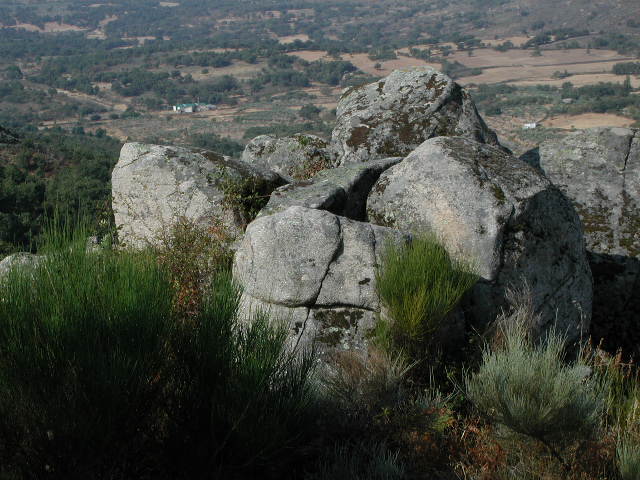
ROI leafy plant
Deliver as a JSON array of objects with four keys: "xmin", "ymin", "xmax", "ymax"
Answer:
[
  {"xmin": 322, "ymin": 349, "xmax": 413, "ymax": 418},
  {"xmin": 466, "ymin": 296, "xmax": 604, "ymax": 471},
  {"xmin": 165, "ymin": 271, "xmax": 319, "ymax": 478},
  {"xmin": 306, "ymin": 441, "xmax": 405, "ymax": 480},
  {"xmin": 155, "ymin": 216, "xmax": 235, "ymax": 318},
  {"xmin": 0, "ymin": 222, "xmax": 175, "ymax": 479},
  {"xmin": 215, "ymin": 168, "xmax": 273, "ymax": 228},
  {"xmin": 375, "ymin": 234, "xmax": 477, "ymax": 356},
  {"xmin": 618, "ymin": 436, "xmax": 640, "ymax": 480}
]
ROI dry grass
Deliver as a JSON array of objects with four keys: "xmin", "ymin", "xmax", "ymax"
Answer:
[
  {"xmin": 286, "ymin": 50, "xmax": 329, "ymax": 62},
  {"xmin": 278, "ymin": 34, "xmax": 310, "ymax": 44},
  {"xmin": 545, "ymin": 113, "xmax": 635, "ymax": 129},
  {"xmin": 341, "ymin": 53, "xmax": 439, "ymax": 76}
]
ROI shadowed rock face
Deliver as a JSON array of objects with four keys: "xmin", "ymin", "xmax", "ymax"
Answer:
[
  {"xmin": 538, "ymin": 128, "xmax": 640, "ymax": 354},
  {"xmin": 367, "ymin": 136, "xmax": 592, "ymax": 341},
  {"xmin": 331, "ymin": 67, "xmax": 501, "ymax": 165},
  {"xmin": 259, "ymin": 157, "xmax": 403, "ymax": 221},
  {"xmin": 112, "ymin": 143, "xmax": 285, "ymax": 248},
  {"xmin": 241, "ymin": 134, "xmax": 334, "ymax": 182}
]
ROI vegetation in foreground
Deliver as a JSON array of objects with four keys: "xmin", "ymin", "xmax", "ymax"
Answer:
[{"xmin": 1, "ymin": 222, "xmax": 640, "ymax": 479}]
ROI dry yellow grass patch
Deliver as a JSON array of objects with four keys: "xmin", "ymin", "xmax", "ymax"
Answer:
[
  {"xmin": 544, "ymin": 113, "xmax": 634, "ymax": 129},
  {"xmin": 278, "ymin": 34, "xmax": 310, "ymax": 44}
]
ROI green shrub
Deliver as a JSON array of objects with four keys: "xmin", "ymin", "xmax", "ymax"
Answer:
[
  {"xmin": 466, "ymin": 300, "xmax": 604, "ymax": 466},
  {"xmin": 0, "ymin": 224, "xmax": 175, "ymax": 478},
  {"xmin": 618, "ymin": 436, "xmax": 640, "ymax": 480},
  {"xmin": 155, "ymin": 217, "xmax": 235, "ymax": 318},
  {"xmin": 375, "ymin": 234, "xmax": 477, "ymax": 356},
  {"xmin": 322, "ymin": 349, "xmax": 412, "ymax": 418},
  {"xmin": 306, "ymin": 441, "xmax": 405, "ymax": 480},
  {"xmin": 593, "ymin": 349, "xmax": 640, "ymax": 434},
  {"xmin": 0, "ymin": 222, "xmax": 320, "ymax": 479},
  {"xmin": 165, "ymin": 271, "xmax": 319, "ymax": 477}
]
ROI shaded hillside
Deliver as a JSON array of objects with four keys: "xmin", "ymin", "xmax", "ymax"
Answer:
[{"xmin": 0, "ymin": 126, "xmax": 121, "ymax": 255}]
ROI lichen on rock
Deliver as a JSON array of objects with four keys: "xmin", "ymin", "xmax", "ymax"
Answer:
[{"xmin": 331, "ymin": 67, "xmax": 501, "ymax": 165}]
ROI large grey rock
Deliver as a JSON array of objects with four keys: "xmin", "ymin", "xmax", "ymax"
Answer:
[
  {"xmin": 0, "ymin": 252, "xmax": 42, "ymax": 276},
  {"xmin": 233, "ymin": 206, "xmax": 410, "ymax": 356},
  {"xmin": 538, "ymin": 128, "xmax": 640, "ymax": 354},
  {"xmin": 539, "ymin": 128, "xmax": 639, "ymax": 257},
  {"xmin": 331, "ymin": 67, "xmax": 501, "ymax": 165},
  {"xmin": 260, "ymin": 157, "xmax": 402, "ymax": 220},
  {"xmin": 242, "ymin": 134, "xmax": 334, "ymax": 182},
  {"xmin": 367, "ymin": 136, "xmax": 592, "ymax": 340},
  {"xmin": 112, "ymin": 143, "xmax": 285, "ymax": 247},
  {"xmin": 234, "ymin": 207, "xmax": 341, "ymax": 307}
]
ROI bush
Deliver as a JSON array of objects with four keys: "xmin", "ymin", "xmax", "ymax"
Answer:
[
  {"xmin": 375, "ymin": 234, "xmax": 477, "ymax": 356},
  {"xmin": 0, "ymin": 224, "xmax": 176, "ymax": 478},
  {"xmin": 322, "ymin": 349, "xmax": 412, "ymax": 418},
  {"xmin": 0, "ymin": 222, "xmax": 320, "ymax": 479},
  {"xmin": 466, "ymin": 294, "xmax": 604, "ymax": 466},
  {"xmin": 155, "ymin": 217, "xmax": 235, "ymax": 318},
  {"xmin": 618, "ymin": 436, "xmax": 640, "ymax": 480},
  {"xmin": 165, "ymin": 271, "xmax": 319, "ymax": 477},
  {"xmin": 306, "ymin": 441, "xmax": 405, "ymax": 480}
]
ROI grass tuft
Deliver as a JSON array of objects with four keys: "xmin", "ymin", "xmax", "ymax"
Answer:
[{"xmin": 375, "ymin": 233, "xmax": 477, "ymax": 356}]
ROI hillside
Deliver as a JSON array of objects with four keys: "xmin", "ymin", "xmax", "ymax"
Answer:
[{"xmin": 2, "ymin": 65, "xmax": 640, "ymax": 480}]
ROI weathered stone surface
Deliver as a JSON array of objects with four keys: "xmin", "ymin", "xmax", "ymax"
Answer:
[
  {"xmin": 233, "ymin": 206, "xmax": 410, "ymax": 355},
  {"xmin": 0, "ymin": 252, "xmax": 42, "ymax": 276},
  {"xmin": 112, "ymin": 143, "xmax": 285, "ymax": 247},
  {"xmin": 367, "ymin": 136, "xmax": 592, "ymax": 339},
  {"xmin": 242, "ymin": 134, "xmax": 334, "ymax": 181},
  {"xmin": 331, "ymin": 67, "xmax": 500, "ymax": 165},
  {"xmin": 539, "ymin": 127, "xmax": 639, "ymax": 257},
  {"xmin": 233, "ymin": 206, "xmax": 341, "ymax": 307},
  {"xmin": 260, "ymin": 157, "xmax": 402, "ymax": 220},
  {"xmin": 539, "ymin": 128, "xmax": 640, "ymax": 353}
]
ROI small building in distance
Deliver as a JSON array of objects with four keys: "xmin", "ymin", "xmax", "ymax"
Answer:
[
  {"xmin": 173, "ymin": 103, "xmax": 217, "ymax": 113},
  {"xmin": 523, "ymin": 122, "xmax": 538, "ymax": 130}
]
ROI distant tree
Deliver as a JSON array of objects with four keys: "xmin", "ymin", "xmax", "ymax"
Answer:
[
  {"xmin": 4, "ymin": 65, "xmax": 23, "ymax": 80},
  {"xmin": 299, "ymin": 104, "xmax": 321, "ymax": 120}
]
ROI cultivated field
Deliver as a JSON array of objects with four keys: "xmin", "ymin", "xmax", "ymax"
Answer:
[{"xmin": 544, "ymin": 113, "xmax": 635, "ymax": 129}]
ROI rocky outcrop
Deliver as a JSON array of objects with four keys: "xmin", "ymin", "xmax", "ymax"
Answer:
[
  {"xmin": 112, "ymin": 143, "xmax": 285, "ymax": 247},
  {"xmin": 331, "ymin": 67, "xmax": 501, "ymax": 165},
  {"xmin": 538, "ymin": 128, "xmax": 639, "ymax": 353},
  {"xmin": 538, "ymin": 128, "xmax": 639, "ymax": 257},
  {"xmin": 234, "ymin": 206, "xmax": 410, "ymax": 354},
  {"xmin": 260, "ymin": 157, "xmax": 402, "ymax": 220},
  {"xmin": 0, "ymin": 252, "xmax": 42, "ymax": 277},
  {"xmin": 367, "ymin": 137, "xmax": 592, "ymax": 340},
  {"xmin": 242, "ymin": 134, "xmax": 334, "ymax": 182},
  {"xmin": 110, "ymin": 67, "xmax": 599, "ymax": 358}
]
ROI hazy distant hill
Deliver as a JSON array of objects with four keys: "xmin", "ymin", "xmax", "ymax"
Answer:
[{"xmin": 1, "ymin": 0, "xmax": 639, "ymax": 50}]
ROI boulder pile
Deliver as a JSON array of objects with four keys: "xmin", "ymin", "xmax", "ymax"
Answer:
[{"xmin": 112, "ymin": 67, "xmax": 597, "ymax": 357}]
